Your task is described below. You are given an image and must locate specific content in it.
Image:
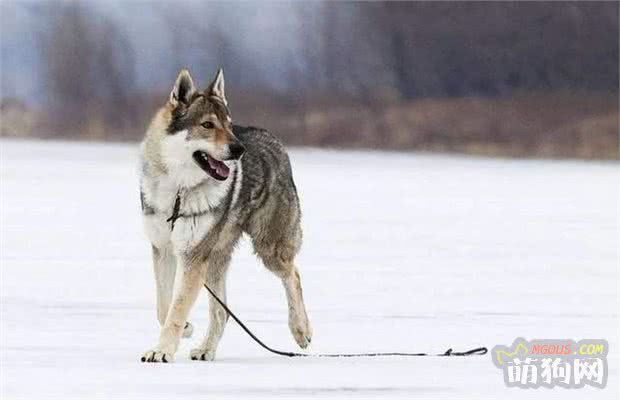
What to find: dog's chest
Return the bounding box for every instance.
[142,175,231,253]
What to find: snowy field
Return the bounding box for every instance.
[1,139,618,399]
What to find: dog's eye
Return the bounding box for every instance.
[201,121,215,129]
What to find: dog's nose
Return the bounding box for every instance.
[228,142,245,160]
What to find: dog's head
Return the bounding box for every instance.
[159,69,244,182]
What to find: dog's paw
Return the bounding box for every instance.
[141,349,174,363]
[189,347,216,361]
[182,321,194,338]
[290,320,312,349]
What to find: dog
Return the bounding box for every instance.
[139,68,312,363]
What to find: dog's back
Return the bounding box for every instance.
[234,125,302,261]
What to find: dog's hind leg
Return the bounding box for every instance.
[280,264,312,349]
[190,253,231,361]
[254,239,312,350]
[152,246,193,338]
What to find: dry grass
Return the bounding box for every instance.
[1,90,618,159]
[260,90,619,159]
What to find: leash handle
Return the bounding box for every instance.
[204,284,487,358]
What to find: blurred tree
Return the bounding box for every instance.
[328,1,618,100]
[22,0,617,156]
[95,19,136,137]
[45,2,135,138]
[46,2,95,136]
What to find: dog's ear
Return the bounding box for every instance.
[206,68,227,105]
[170,69,196,107]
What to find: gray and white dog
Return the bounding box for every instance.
[139,69,312,363]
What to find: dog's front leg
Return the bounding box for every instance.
[141,259,205,363]
[152,246,176,327]
[190,254,231,361]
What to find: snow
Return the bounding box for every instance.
[1,139,618,399]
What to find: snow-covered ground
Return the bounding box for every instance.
[1,139,618,399]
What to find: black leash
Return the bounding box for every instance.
[203,283,488,358]
[159,190,486,358]
[166,191,182,231]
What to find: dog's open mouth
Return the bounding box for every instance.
[192,151,230,181]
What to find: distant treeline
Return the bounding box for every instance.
[0,1,618,158]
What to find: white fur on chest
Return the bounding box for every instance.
[143,212,217,254]
[141,165,236,256]
[170,214,217,254]
[142,185,226,254]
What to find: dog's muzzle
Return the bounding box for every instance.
[192,151,230,181]
[227,142,245,160]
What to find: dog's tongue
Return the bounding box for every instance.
[207,155,230,178]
